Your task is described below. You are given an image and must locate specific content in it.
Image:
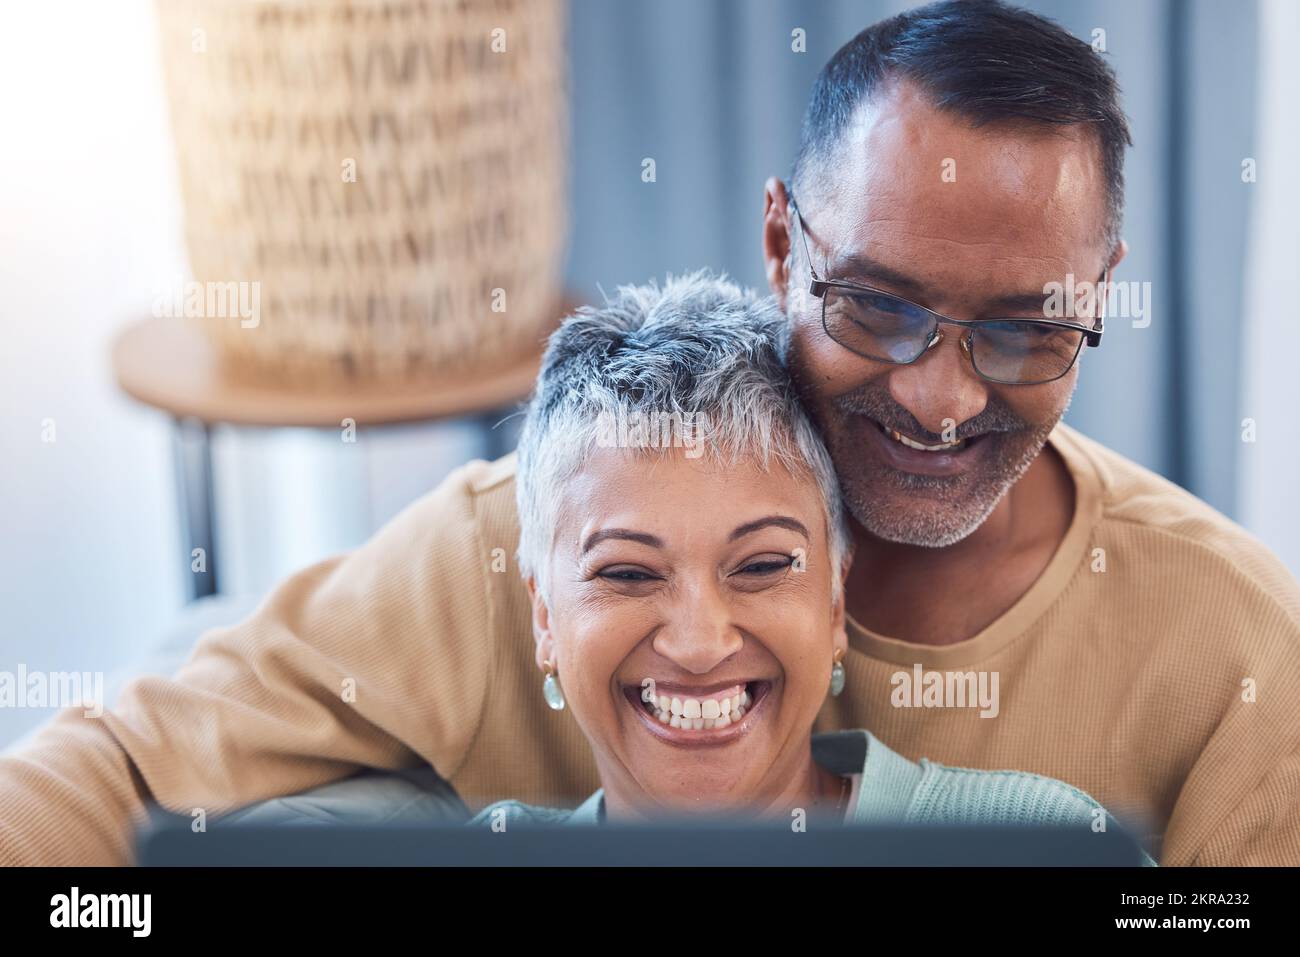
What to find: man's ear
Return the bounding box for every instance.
[1108,238,1129,273]
[762,176,794,311]
[526,577,556,672]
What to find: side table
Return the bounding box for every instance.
[110,315,560,600]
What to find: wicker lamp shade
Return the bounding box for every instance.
[155,0,568,381]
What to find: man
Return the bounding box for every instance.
[2,0,1296,866]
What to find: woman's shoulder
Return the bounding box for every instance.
[468,799,581,828]
[855,731,1155,863]
[915,760,1157,862]
[848,728,1108,826]
[889,759,1157,866]
[913,759,1114,826]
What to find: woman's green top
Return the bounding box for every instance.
[470,729,1157,866]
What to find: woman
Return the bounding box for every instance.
[470,271,1153,861]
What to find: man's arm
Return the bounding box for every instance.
[0,462,496,865]
[1180,746,1300,866]
[1160,639,1300,866]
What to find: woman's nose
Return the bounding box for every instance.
[651,583,743,674]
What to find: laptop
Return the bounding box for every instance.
[137,807,1148,866]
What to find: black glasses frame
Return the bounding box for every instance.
[785,187,1109,385]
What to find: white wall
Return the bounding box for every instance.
[0,0,187,744]
[1238,0,1300,573]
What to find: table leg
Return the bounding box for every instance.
[172,417,219,600]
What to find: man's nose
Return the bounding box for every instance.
[652,580,742,674]
[887,333,988,435]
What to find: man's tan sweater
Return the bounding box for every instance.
[1,423,1297,865]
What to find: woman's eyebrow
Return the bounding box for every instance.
[581,529,663,554]
[729,516,810,541]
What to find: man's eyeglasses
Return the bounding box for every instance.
[786,188,1108,386]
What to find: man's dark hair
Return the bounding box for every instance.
[791,0,1132,253]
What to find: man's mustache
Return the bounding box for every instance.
[832,386,1031,444]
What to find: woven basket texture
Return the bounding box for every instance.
[157,0,568,381]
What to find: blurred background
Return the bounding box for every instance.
[1,0,1296,746]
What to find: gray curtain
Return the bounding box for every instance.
[566,0,1257,516]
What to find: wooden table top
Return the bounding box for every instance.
[111,313,565,428]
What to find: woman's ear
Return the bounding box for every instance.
[527,577,556,672]
[831,592,849,660]
[831,550,854,658]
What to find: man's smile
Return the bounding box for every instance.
[855,414,994,478]
[885,426,967,452]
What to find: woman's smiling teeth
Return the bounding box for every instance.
[641,685,753,730]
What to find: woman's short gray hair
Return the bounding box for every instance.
[515,270,850,604]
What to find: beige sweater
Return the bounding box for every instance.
[1,423,1297,866]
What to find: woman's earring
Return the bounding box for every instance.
[829,648,846,697]
[542,659,566,711]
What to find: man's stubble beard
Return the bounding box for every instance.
[818,382,1072,549]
